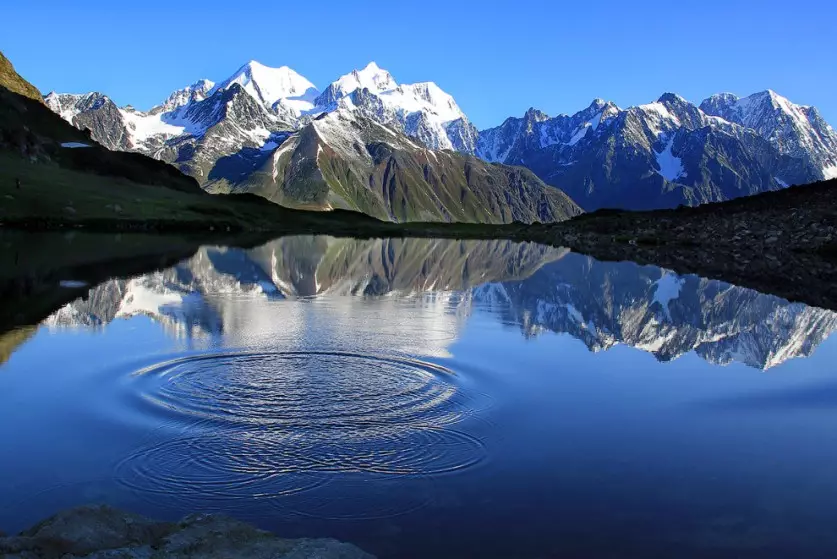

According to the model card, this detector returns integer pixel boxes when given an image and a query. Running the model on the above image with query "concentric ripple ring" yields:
[115,350,488,507]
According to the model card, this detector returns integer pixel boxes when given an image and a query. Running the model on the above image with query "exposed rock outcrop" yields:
[0,504,375,558]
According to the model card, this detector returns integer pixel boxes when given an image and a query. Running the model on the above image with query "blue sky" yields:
[3,0,835,129]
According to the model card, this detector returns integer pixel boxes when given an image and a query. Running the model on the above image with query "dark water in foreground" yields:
[2,235,837,558]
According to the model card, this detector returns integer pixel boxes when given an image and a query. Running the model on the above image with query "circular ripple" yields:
[116,351,488,509]
[114,434,329,510]
[133,351,470,430]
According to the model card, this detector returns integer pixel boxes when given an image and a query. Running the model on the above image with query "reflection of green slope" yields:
[0,326,37,366]
[249,236,568,296]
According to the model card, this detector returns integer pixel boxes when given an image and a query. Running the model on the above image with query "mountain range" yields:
[44,236,837,370]
[43,60,837,217]
[43,62,579,223]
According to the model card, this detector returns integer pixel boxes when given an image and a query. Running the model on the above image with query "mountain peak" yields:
[524,107,550,122]
[315,62,397,107]
[657,92,688,105]
[347,62,397,93]
[361,61,383,73]
[191,78,215,90]
[152,78,216,114]
[214,61,318,109]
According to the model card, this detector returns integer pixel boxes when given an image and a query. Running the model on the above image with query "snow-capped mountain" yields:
[210,60,320,120]
[150,79,215,115]
[314,62,396,105]
[477,92,829,210]
[44,59,837,216]
[44,60,475,163]
[700,90,837,179]
[315,62,477,152]
[44,92,134,150]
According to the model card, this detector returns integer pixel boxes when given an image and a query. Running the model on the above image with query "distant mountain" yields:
[45,236,837,370]
[700,90,837,179]
[478,93,831,210]
[0,51,200,194]
[44,59,837,215]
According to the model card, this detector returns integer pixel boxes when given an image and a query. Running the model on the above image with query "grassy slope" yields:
[0,153,276,228]
[0,52,42,101]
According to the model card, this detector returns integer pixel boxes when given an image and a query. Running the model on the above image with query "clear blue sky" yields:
[3,0,835,129]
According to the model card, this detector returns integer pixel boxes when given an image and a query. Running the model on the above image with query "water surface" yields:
[2,235,837,558]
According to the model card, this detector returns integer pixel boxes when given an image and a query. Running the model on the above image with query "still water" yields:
[2,235,837,558]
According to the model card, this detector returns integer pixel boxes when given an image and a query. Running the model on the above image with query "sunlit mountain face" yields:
[40,236,837,370]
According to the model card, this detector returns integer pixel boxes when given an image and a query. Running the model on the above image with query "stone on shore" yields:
[0,505,375,559]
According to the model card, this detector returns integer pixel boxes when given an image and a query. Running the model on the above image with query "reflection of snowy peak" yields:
[45,238,837,370]
[474,252,837,369]
[45,238,561,336]
[45,246,283,338]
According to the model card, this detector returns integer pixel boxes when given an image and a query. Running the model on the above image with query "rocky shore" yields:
[528,177,837,310]
[0,505,374,558]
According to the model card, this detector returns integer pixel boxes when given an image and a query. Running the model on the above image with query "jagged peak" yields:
[523,107,550,122]
[656,92,689,105]
[189,78,215,90]
[332,62,397,96]
[588,98,609,110]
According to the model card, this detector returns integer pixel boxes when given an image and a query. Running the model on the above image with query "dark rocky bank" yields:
[0,505,374,558]
[525,177,837,310]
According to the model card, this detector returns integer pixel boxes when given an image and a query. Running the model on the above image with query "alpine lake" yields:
[3,232,837,558]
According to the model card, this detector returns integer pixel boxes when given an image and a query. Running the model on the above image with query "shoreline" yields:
[3,177,836,319]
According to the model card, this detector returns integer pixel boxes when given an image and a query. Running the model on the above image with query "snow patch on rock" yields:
[654,137,686,181]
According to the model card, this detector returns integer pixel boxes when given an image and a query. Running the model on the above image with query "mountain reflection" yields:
[42,236,837,369]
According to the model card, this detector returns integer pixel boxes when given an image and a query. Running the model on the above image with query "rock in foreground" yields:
[0,505,375,558]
